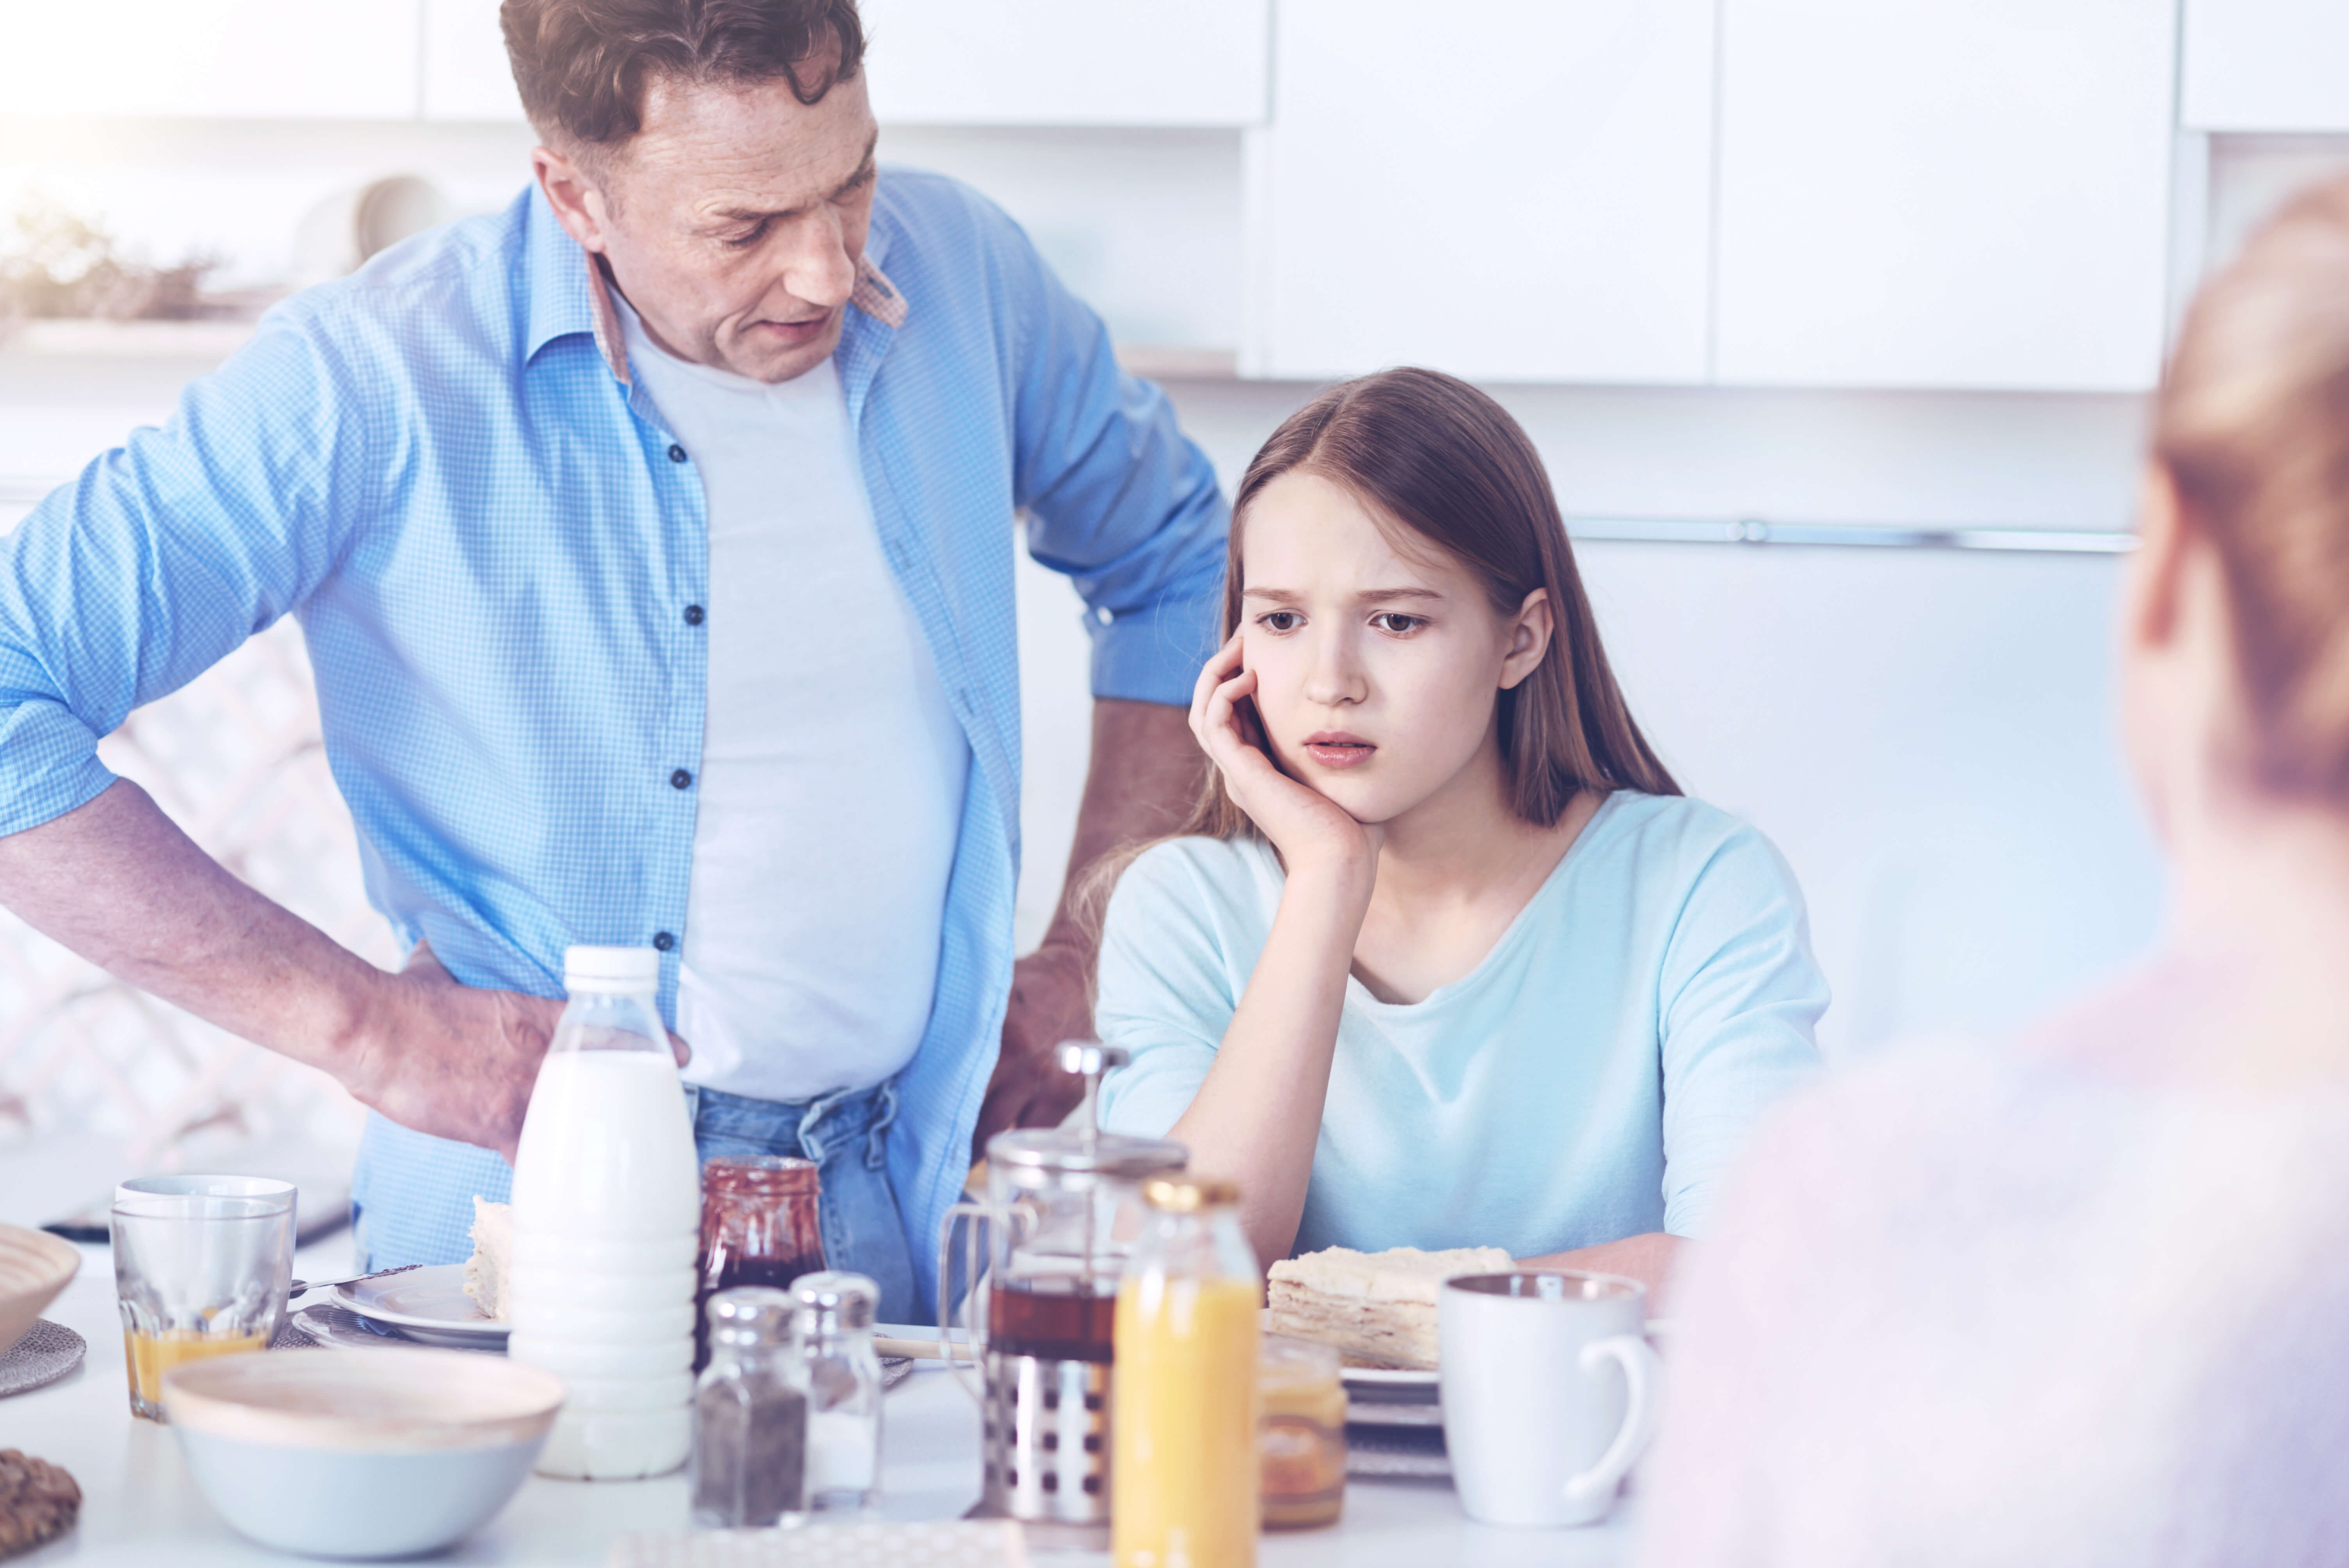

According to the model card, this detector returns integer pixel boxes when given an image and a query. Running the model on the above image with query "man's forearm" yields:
[1038,697,1206,954]
[0,778,376,1073]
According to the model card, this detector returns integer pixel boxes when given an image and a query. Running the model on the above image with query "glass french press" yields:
[938,1043,1187,1546]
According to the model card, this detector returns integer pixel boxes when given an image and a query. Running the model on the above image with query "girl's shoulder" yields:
[1106,834,1284,934]
[1581,790,1799,901]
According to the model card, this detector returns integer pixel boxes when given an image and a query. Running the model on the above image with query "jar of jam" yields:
[695,1155,826,1372]
[1258,1334,1347,1529]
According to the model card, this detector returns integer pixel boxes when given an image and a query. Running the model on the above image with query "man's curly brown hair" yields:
[501,0,865,155]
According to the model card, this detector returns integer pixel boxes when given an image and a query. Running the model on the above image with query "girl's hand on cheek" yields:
[1189,635,1381,885]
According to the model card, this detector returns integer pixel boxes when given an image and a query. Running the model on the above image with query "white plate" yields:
[1342,1363,1438,1390]
[334,1264,508,1349]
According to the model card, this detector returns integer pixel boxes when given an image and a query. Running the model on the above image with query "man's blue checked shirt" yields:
[0,171,1229,1313]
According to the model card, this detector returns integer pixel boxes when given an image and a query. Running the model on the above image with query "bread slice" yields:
[1267,1245,1514,1369]
[461,1197,513,1322]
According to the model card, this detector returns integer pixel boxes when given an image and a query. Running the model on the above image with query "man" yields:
[0,0,1221,1321]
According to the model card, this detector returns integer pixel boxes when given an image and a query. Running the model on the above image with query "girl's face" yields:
[1237,470,1551,827]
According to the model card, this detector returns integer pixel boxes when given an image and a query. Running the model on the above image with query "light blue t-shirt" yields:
[1095,791,1829,1256]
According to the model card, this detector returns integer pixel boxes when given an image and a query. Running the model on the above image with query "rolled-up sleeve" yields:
[0,315,368,837]
[1655,825,1832,1237]
[999,219,1228,708]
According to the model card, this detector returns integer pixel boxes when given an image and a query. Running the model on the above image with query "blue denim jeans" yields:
[685,1078,917,1326]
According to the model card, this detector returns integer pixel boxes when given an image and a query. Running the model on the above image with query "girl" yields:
[1094,367,1827,1291]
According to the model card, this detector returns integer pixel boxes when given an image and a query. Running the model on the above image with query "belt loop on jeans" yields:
[798,1083,852,1165]
[866,1079,900,1171]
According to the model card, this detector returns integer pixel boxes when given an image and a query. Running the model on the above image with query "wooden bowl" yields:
[0,1223,80,1355]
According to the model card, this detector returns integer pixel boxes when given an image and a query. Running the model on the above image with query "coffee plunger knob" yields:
[1056,1042,1130,1147]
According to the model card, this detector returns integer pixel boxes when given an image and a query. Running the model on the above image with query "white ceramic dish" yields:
[335,1263,508,1349]
[163,1345,563,1559]
[0,1223,80,1356]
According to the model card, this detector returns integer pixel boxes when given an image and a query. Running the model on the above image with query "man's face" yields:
[538,68,879,383]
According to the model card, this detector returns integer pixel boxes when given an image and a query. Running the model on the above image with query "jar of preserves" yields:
[695,1156,826,1372]
[1258,1335,1346,1529]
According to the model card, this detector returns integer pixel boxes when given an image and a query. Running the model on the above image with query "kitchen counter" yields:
[4,1230,1638,1567]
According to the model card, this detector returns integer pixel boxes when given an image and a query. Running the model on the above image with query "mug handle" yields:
[1563,1333,1664,1506]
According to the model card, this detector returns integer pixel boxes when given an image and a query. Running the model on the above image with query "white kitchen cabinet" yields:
[422,0,525,121]
[0,0,420,119]
[859,0,1268,126]
[1246,0,1717,385]
[1714,0,2177,392]
[2182,0,2349,132]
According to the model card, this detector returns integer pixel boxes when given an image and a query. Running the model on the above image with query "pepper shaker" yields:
[788,1271,884,1512]
[690,1286,807,1529]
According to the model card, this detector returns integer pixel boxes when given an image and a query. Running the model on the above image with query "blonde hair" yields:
[2155,174,2349,801]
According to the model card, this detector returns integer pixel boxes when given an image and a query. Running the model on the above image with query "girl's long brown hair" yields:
[1182,366,1678,842]
[1078,367,1679,989]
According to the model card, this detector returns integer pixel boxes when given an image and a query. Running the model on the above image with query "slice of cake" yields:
[1266,1245,1514,1369]
[462,1197,513,1322]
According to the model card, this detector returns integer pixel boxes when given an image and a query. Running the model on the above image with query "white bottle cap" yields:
[563,944,661,992]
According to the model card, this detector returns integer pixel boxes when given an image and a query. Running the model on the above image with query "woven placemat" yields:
[0,1323,85,1399]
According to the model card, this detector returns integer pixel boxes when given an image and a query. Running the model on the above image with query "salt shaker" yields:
[691,1286,808,1529]
[788,1271,884,1511]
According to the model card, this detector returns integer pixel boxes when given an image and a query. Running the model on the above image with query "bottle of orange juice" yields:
[1112,1176,1262,1568]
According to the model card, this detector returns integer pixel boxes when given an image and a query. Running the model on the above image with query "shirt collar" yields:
[520,182,909,385]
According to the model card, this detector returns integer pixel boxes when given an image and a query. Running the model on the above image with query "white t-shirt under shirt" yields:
[617,296,970,1103]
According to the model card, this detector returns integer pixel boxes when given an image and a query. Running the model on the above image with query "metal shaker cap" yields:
[706,1285,794,1343]
[790,1270,879,1333]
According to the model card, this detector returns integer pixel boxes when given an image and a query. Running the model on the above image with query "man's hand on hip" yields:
[345,941,564,1164]
[0,779,688,1168]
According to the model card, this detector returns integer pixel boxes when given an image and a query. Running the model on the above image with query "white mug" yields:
[1438,1270,1662,1528]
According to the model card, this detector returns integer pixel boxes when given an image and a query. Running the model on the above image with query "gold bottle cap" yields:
[1143,1175,1240,1212]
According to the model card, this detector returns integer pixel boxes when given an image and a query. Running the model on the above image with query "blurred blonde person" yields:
[1636,174,2349,1565]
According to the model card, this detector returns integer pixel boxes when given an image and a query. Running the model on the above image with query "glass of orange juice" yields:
[110,1176,295,1420]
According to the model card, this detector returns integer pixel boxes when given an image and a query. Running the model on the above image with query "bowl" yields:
[0,1223,81,1355]
[162,1347,564,1559]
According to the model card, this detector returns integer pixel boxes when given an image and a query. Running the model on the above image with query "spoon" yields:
[289,1262,422,1299]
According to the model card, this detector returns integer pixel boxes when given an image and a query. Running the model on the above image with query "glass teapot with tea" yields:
[938,1043,1187,1543]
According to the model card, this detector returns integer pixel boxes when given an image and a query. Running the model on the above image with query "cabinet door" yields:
[859,0,1268,126]
[1249,0,1716,384]
[0,0,419,119]
[2183,0,2349,132]
[1715,0,2176,392]
[422,0,524,121]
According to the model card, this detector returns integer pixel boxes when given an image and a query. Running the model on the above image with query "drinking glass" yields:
[110,1176,295,1421]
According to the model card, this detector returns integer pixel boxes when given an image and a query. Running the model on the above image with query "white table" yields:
[2,1151,1635,1566]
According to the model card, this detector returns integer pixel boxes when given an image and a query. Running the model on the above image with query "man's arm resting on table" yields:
[977,697,1206,1149]
[0,778,563,1160]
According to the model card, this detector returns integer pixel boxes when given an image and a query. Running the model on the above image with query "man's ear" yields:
[531,144,613,256]
[1499,587,1554,691]
[2124,463,2190,660]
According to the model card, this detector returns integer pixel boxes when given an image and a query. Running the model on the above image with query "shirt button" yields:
[653,931,675,952]
[668,444,688,463]
[670,768,693,789]
[683,604,705,626]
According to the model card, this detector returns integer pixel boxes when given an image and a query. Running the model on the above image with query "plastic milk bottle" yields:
[508,945,702,1478]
